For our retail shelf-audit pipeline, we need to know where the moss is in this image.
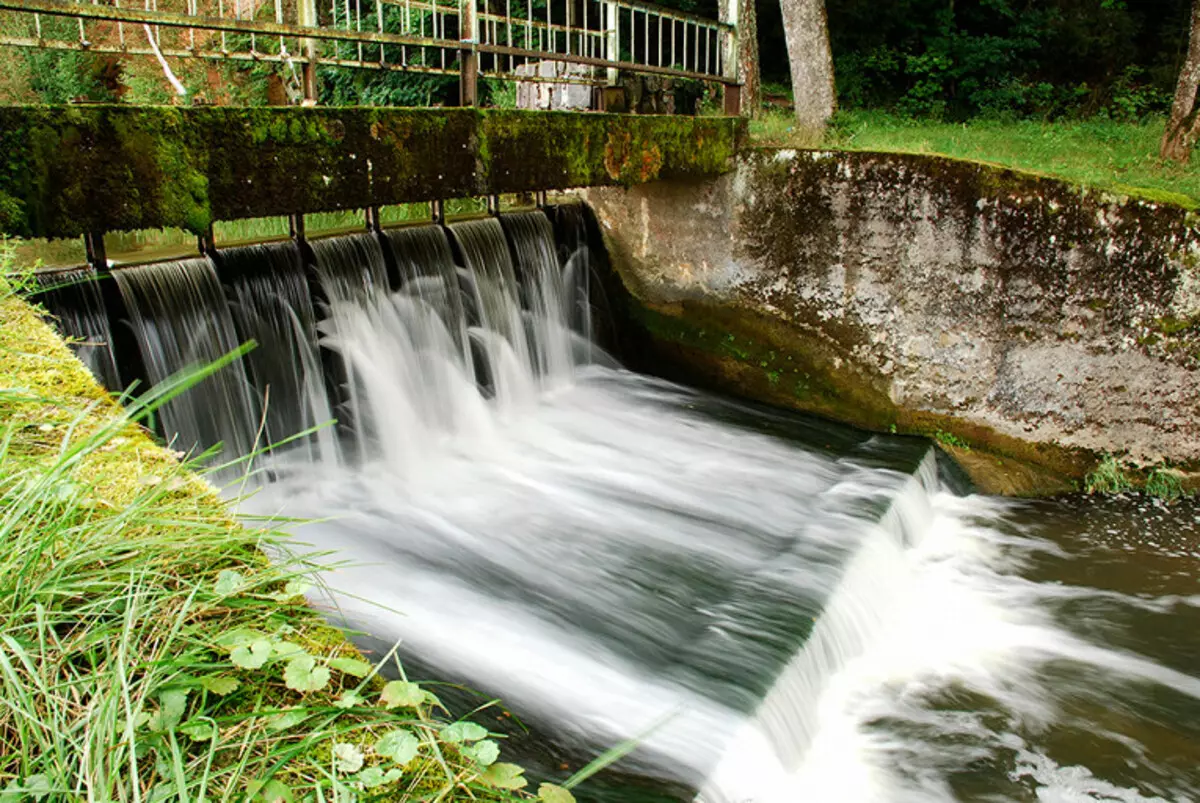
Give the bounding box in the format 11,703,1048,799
0,106,745,239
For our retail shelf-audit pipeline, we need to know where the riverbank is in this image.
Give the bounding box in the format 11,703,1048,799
0,263,540,800
750,110,1200,209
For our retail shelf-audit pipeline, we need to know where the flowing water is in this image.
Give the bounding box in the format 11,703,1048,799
31,266,122,390
59,209,1200,801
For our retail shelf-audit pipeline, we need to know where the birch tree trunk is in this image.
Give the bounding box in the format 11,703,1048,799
719,0,760,116
780,0,835,134
1162,0,1200,163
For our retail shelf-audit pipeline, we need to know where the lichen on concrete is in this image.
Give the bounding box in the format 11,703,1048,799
586,148,1200,495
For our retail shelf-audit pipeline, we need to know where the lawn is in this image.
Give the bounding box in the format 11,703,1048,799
750,108,1200,209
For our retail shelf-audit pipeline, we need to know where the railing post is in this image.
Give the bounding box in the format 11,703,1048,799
298,0,319,104
84,232,107,272
459,0,478,106
604,1,620,86
718,0,739,115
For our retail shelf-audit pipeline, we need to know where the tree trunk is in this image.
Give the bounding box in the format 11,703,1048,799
719,0,760,116
779,0,835,134
1162,0,1200,163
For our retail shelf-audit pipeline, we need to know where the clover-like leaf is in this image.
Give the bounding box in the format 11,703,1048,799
3,774,51,801
199,675,240,696
329,656,372,678
375,729,420,766
440,721,488,743
538,783,576,803
332,743,365,774
283,655,330,693
461,739,500,767
379,680,423,709
354,766,403,789
179,718,217,741
214,569,244,596
478,763,527,790
231,639,272,670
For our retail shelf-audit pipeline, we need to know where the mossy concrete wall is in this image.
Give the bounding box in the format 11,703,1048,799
0,106,744,239
586,149,1200,495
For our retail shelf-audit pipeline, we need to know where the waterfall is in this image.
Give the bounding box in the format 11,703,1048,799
112,257,260,465
310,233,390,303
32,266,122,391
220,241,337,463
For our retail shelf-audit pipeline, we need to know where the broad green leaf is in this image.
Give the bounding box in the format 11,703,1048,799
283,655,330,693
354,767,402,789
440,721,488,743
332,743,364,774
478,763,527,790
271,641,305,659
246,779,294,803
538,783,576,803
214,628,268,649
329,656,372,678
461,739,500,767
379,680,423,709
179,718,217,741
199,675,240,696
2,774,51,802
422,690,444,709
231,639,272,670
149,689,188,732
270,579,312,600
334,689,366,709
267,709,310,732
375,729,420,766
214,569,244,596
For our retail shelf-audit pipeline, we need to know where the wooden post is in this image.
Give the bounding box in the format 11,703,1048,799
460,0,478,106
365,206,382,232
723,83,741,116
431,199,445,225
197,223,216,256
298,0,319,104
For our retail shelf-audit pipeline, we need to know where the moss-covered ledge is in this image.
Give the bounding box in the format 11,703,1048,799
0,106,745,239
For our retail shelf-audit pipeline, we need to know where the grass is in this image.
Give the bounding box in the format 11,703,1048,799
749,108,1200,208
0,252,566,801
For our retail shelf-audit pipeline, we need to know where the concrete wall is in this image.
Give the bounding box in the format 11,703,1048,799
587,149,1200,494
0,107,744,239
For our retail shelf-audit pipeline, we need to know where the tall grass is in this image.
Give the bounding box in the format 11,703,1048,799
0,258,561,800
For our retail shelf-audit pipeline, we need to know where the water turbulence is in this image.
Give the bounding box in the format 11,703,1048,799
88,208,1198,801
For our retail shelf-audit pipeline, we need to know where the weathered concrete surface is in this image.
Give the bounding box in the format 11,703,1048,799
0,106,744,239
587,149,1200,494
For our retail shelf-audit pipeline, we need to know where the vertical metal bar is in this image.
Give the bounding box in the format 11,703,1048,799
299,0,319,103
641,8,646,66
377,0,384,64
460,0,478,104
565,0,571,56
403,0,409,65
546,0,552,53
692,19,697,72
218,0,226,52
657,13,662,66
671,15,675,68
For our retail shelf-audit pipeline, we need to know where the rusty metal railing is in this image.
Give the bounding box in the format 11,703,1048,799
0,0,739,108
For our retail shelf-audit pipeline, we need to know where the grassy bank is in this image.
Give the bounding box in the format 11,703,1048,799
0,262,556,800
750,109,1200,208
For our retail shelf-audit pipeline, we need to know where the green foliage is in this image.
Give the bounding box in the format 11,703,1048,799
1145,468,1186,501
1085,455,1134,495
934,431,970,450
816,0,1189,121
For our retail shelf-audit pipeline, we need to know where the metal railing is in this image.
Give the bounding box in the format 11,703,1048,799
0,0,738,105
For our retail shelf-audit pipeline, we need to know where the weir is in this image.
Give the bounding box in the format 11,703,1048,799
29,196,1200,801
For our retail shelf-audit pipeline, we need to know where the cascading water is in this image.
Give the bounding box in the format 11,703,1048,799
220,242,335,461
112,257,260,464
70,207,1198,801
32,266,122,390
